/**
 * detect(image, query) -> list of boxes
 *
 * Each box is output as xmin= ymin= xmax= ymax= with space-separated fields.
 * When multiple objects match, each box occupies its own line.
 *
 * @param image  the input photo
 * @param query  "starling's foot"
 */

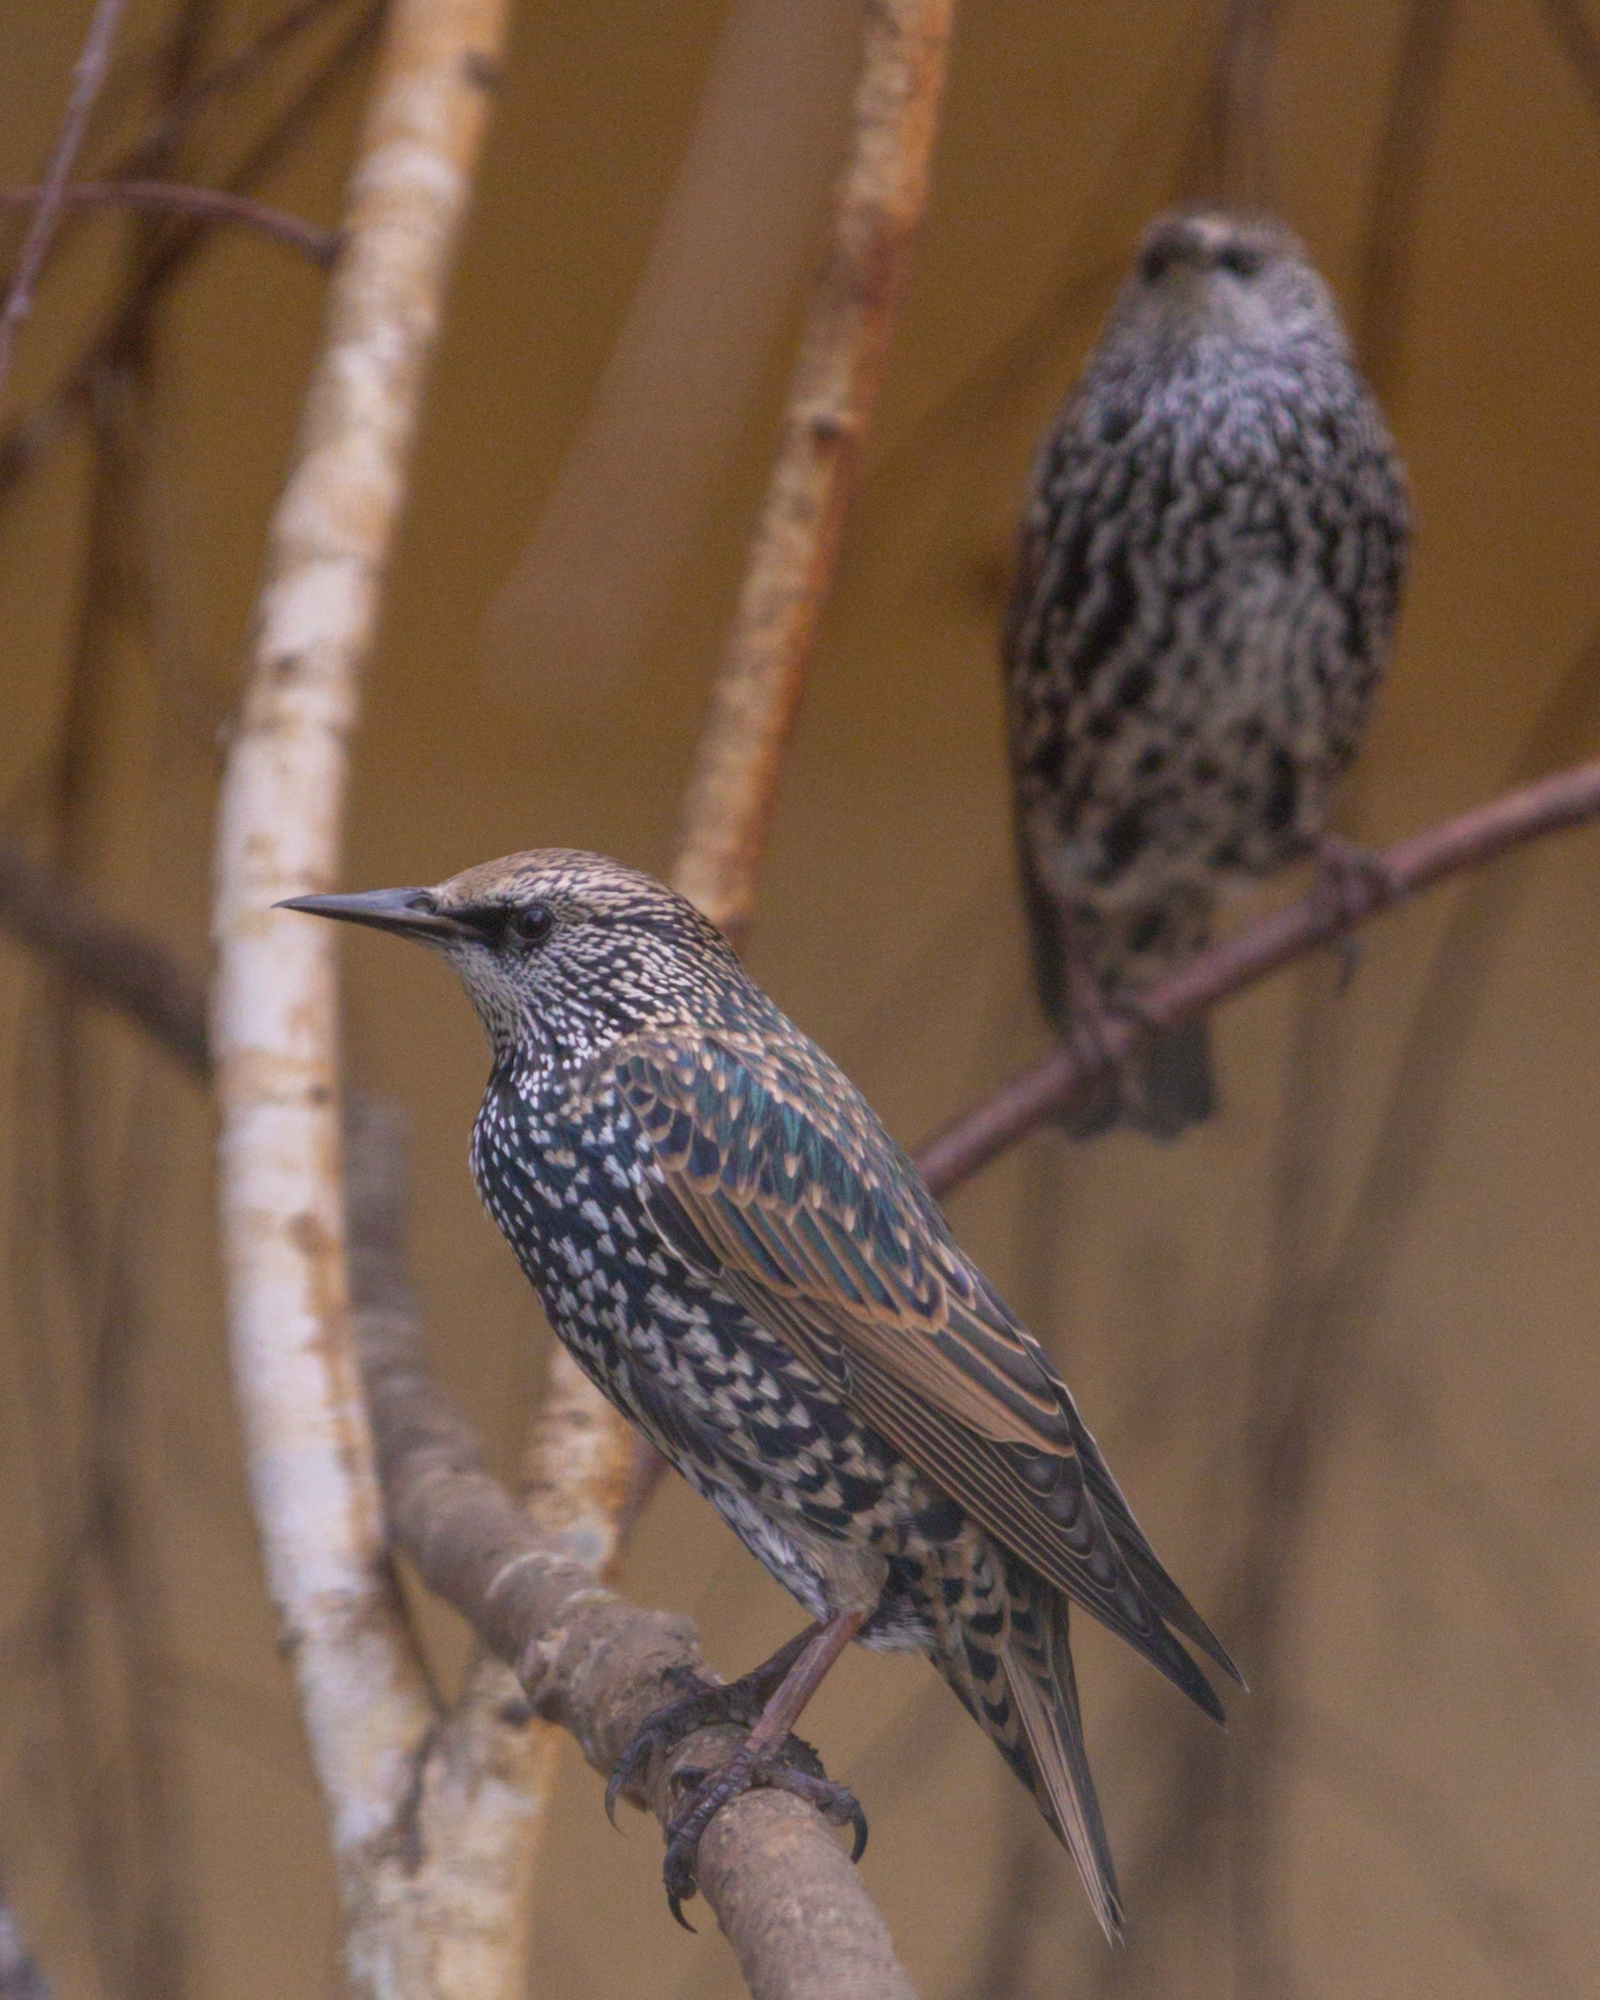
xmin=604 ymin=1632 xmax=816 ymax=1830
xmin=660 ymin=1738 xmax=867 ymax=1929
xmin=1064 ymin=985 xmax=1148 ymax=1077
xmin=1061 ymin=985 xmax=1162 ymax=1130
xmin=1050 ymin=894 xmax=1160 ymax=1128
xmin=1311 ymin=834 xmax=1408 ymax=990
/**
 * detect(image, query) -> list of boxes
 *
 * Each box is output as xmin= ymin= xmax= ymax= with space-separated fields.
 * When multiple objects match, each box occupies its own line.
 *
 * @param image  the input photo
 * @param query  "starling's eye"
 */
xmin=1215 ymin=244 xmax=1262 ymax=278
xmin=508 ymin=902 xmax=555 ymax=948
xmin=1139 ymin=245 xmax=1172 ymax=283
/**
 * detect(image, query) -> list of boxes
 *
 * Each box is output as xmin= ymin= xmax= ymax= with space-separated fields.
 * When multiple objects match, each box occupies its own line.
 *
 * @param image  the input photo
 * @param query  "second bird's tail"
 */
xmin=1019 ymin=849 xmax=1215 ymax=1141
xmin=1058 ymin=1016 xmax=1215 ymax=1141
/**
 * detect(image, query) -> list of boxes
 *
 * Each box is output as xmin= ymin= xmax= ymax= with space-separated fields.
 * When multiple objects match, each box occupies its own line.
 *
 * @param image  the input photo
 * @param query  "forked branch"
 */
xmin=0 ymin=182 xmax=340 ymax=266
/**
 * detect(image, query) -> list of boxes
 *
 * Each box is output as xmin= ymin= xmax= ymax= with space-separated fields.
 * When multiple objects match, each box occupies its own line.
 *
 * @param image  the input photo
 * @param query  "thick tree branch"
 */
xmin=913 ymin=754 xmax=1600 ymax=1197
xmin=0 ymin=0 xmax=128 ymax=400
xmin=339 ymin=1098 xmax=627 ymax=1999
xmin=670 ymin=0 xmax=955 ymax=947
xmin=0 ymin=182 xmax=340 ymax=266
xmin=208 ymin=1 xmax=513 ymax=1994
xmin=347 ymin=1105 xmax=919 ymax=2000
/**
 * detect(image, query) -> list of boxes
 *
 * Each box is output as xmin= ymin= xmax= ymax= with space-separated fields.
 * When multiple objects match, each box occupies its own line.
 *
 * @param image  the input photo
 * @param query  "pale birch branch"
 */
xmin=208 ymin=2 xmax=513 ymax=1993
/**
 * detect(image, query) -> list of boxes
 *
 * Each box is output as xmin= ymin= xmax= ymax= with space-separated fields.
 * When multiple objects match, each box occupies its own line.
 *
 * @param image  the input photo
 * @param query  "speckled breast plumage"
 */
xmin=470 ymin=1055 xmax=958 ymax=1653
xmin=1008 ymin=333 xmax=1408 ymax=941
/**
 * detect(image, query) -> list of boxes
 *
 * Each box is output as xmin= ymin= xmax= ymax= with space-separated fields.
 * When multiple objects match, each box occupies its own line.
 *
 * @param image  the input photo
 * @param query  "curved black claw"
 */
xmin=762 ymin=1762 xmax=869 ymax=1861
xmin=1312 ymin=833 xmax=1409 ymax=988
xmin=658 ymin=1733 xmax=868 ymax=1927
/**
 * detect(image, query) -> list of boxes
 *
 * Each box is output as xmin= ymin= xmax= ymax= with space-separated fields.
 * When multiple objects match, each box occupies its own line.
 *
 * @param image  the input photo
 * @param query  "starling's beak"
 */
xmin=276 ymin=887 xmax=473 ymax=944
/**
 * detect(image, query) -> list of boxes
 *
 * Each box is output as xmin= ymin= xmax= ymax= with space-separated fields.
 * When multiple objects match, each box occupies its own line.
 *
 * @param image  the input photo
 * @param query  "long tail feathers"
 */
xmin=1003 ymin=1580 xmax=1125 ymax=1943
xmin=1067 ymin=1411 xmax=1246 ymax=1689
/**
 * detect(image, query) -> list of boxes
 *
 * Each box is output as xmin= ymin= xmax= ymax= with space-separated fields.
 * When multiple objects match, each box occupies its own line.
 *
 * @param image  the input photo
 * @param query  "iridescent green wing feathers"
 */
xmin=593 ymin=1026 xmax=1238 ymax=1716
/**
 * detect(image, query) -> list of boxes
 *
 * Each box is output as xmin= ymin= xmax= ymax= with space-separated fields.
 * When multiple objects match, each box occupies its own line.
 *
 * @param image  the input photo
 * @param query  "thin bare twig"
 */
xmin=118 ymin=0 xmax=360 ymax=176
xmin=0 ymin=0 xmax=129 ymax=401
xmin=0 ymin=0 xmax=383 ymax=507
xmin=913 ymin=754 xmax=1600 ymax=1195
xmin=671 ymin=0 xmax=956 ymax=946
xmin=0 ymin=182 xmax=339 ymax=266
xmin=0 ymin=843 xmax=208 ymax=1077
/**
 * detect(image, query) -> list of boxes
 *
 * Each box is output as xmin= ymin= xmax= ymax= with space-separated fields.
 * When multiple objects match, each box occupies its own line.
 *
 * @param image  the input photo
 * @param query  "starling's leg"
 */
xmin=605 ymin=1624 xmax=819 ymax=1828
xmin=659 ymin=1608 xmax=868 ymax=1927
xmin=1311 ymin=833 xmax=1408 ymax=989
xmin=1054 ymin=899 xmax=1156 ymax=1122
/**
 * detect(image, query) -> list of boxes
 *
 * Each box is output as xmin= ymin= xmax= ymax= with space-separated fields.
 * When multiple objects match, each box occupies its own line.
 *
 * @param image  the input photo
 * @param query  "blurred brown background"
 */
xmin=2 ymin=1 xmax=1598 ymax=1995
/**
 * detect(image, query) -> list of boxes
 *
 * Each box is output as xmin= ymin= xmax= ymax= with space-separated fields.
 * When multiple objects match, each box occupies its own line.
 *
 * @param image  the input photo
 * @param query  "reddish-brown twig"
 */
xmin=913 ymin=754 xmax=1600 ymax=1196
xmin=671 ymin=0 xmax=956 ymax=947
xmin=0 ymin=182 xmax=339 ymax=266
xmin=0 ymin=0 xmax=129 ymax=401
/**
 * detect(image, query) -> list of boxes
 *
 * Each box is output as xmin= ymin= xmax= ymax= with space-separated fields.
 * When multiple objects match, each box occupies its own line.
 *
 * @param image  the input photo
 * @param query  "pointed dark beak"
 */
xmin=275 ymin=887 xmax=472 ymax=943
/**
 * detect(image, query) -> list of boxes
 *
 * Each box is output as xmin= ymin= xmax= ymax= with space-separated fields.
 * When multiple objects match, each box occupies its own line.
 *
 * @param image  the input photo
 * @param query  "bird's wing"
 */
xmin=589 ymin=1027 xmax=1231 ymax=1715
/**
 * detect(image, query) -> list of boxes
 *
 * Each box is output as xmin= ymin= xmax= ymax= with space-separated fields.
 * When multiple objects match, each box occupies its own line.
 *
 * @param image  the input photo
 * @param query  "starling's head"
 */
xmin=1108 ymin=206 xmax=1343 ymax=357
xmin=280 ymin=849 xmax=746 ymax=1064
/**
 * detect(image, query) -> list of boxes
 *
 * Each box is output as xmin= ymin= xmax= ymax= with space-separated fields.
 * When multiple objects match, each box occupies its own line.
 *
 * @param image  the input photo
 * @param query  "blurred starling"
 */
xmin=285 ymin=853 xmax=1240 ymax=1935
xmin=1004 ymin=207 xmax=1409 ymax=1138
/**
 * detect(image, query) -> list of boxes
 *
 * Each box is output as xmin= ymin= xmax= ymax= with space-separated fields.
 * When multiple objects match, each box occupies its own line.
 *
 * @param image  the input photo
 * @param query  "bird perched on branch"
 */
xmin=285 ymin=852 xmax=1240 ymax=1937
xmin=1004 ymin=206 xmax=1409 ymax=1137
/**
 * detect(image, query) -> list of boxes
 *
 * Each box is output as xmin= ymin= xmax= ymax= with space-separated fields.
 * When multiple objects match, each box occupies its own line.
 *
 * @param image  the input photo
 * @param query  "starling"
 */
xmin=284 ymin=853 xmax=1240 ymax=1935
xmin=1004 ymin=207 xmax=1409 ymax=1137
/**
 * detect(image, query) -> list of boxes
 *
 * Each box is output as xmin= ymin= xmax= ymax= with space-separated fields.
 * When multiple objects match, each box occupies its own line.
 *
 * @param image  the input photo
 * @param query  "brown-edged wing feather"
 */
xmin=589 ymin=1027 xmax=1233 ymax=1716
